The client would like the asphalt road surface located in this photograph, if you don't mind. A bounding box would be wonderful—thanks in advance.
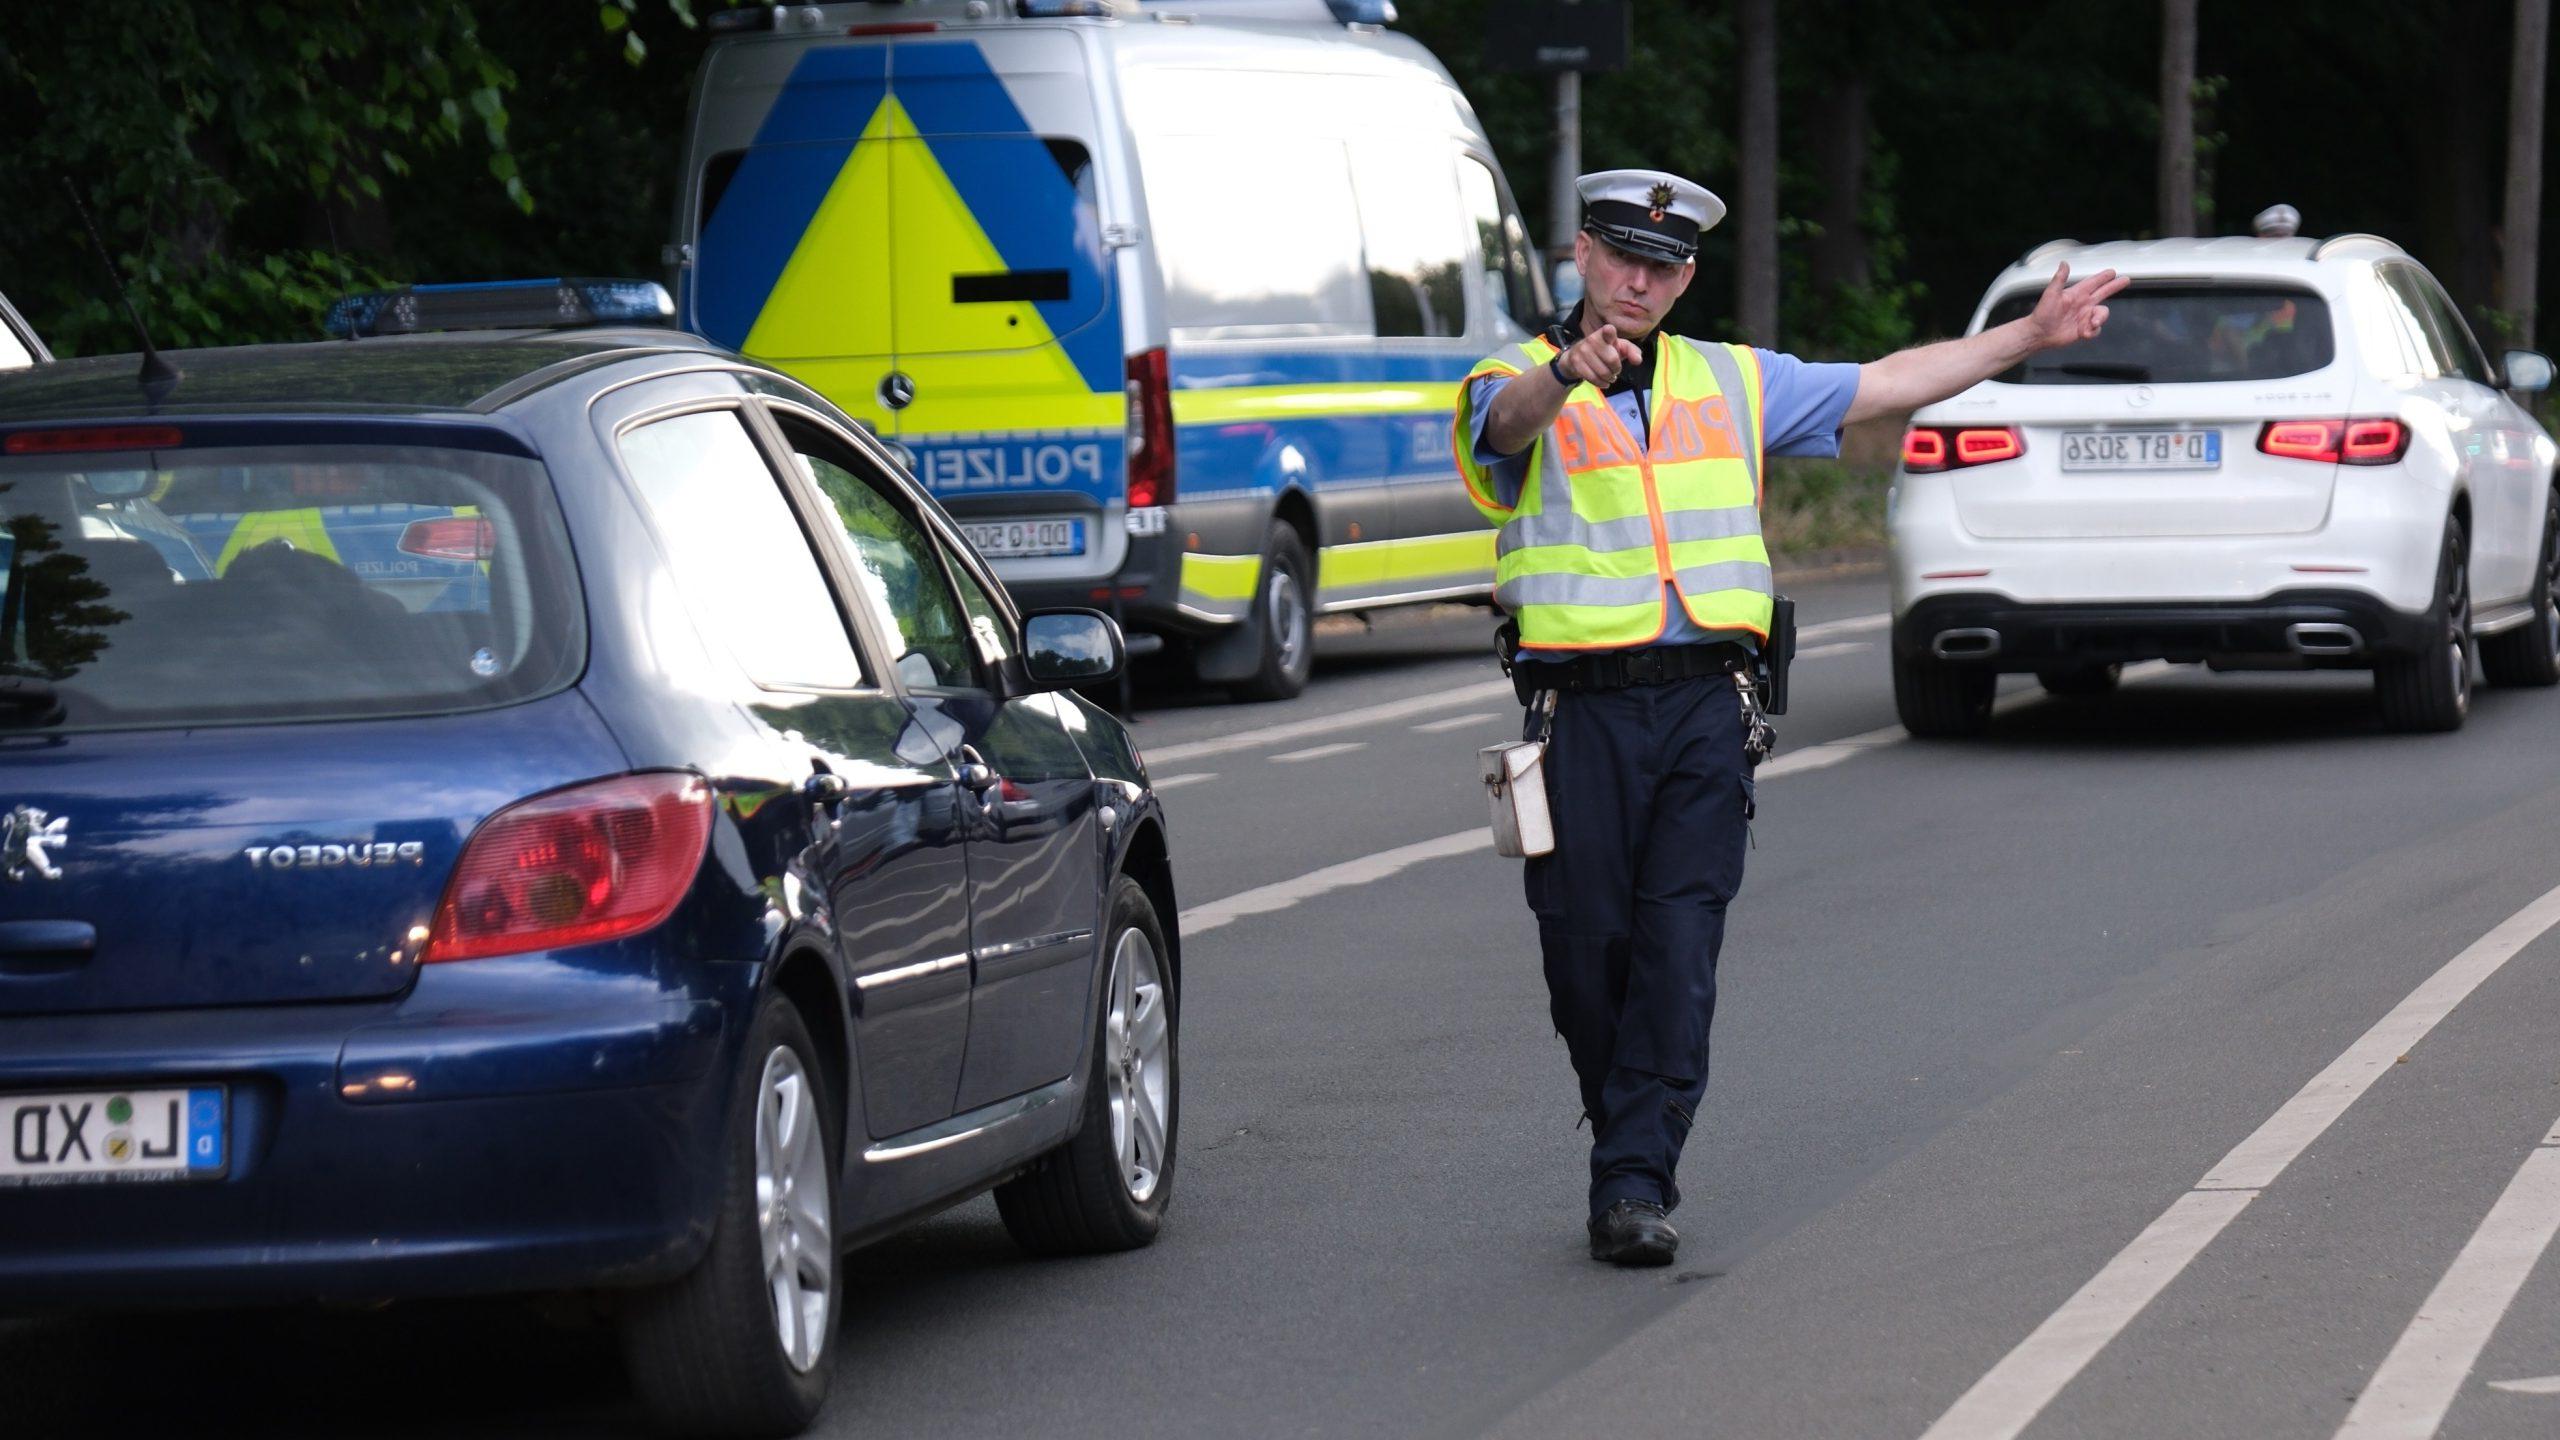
[15,569,2560,1440]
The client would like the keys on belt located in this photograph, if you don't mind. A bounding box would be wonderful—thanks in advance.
[1735,670,1778,766]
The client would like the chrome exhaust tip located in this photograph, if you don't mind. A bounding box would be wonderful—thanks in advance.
[1930,628,2002,660]
[2286,623,2363,657]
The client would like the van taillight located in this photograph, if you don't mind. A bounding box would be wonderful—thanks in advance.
[1902,426,2022,472]
[2257,418,2410,465]
[1126,347,1176,509]
[421,773,714,963]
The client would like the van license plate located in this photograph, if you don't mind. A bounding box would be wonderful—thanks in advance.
[961,519,1086,559]
[2060,429,2221,471]
[0,1086,226,1187]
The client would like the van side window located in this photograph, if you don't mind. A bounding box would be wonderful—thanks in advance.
[1142,133,1368,338]
[1351,145,1467,338]
[1459,156,1546,330]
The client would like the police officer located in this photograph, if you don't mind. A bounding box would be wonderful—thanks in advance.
[1455,169,2125,1266]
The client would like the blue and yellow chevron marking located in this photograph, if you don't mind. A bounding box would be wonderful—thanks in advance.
[693,41,1121,447]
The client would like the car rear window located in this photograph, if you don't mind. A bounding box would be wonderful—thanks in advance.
[1989,284,2335,384]
[0,441,583,731]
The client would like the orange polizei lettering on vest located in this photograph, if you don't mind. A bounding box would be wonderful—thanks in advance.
[1550,407,1591,471]
[1651,398,1706,462]
[1696,397,1744,458]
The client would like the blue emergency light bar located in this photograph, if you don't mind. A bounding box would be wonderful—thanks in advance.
[323,279,676,339]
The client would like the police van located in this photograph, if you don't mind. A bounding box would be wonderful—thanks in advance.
[673,0,1549,698]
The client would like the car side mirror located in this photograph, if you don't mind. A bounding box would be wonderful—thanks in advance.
[1021,609,1124,690]
[2502,349,2554,394]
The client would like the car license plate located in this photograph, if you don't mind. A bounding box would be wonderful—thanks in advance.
[0,1086,226,1187]
[961,518,1086,559]
[2060,428,2222,471]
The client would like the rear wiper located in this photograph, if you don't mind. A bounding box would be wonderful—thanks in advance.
[2034,361,2154,381]
[0,675,63,723]
[0,676,57,708]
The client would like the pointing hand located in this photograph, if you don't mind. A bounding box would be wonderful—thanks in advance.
[1562,324,1647,388]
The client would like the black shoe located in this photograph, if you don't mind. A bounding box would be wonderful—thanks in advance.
[1587,1199,1678,1267]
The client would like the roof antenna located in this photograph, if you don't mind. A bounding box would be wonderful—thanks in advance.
[60,177,179,402]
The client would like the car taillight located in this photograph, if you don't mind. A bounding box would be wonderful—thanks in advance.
[422,772,715,963]
[1902,426,2022,472]
[2257,417,2410,465]
[1125,347,1176,509]
[397,515,495,562]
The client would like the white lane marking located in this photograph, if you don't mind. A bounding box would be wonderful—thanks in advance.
[1799,611,1890,641]
[1798,641,1873,660]
[1413,712,1503,733]
[1142,679,1515,765]
[1920,879,2560,1440]
[1757,722,1905,780]
[1150,772,1216,791]
[1272,741,1366,764]
[2486,1376,2560,1395]
[2335,1120,2560,1438]
[1180,829,1491,937]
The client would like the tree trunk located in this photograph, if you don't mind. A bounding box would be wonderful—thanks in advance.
[2157,0,2197,236]
[1736,0,1779,345]
[1809,71,1873,299]
[2504,0,2549,348]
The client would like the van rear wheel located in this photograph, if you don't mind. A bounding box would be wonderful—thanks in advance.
[1231,523,1314,702]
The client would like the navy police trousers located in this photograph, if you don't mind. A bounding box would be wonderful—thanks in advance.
[1523,673,1752,1219]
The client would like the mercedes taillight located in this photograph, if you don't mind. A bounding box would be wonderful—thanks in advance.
[2257,418,2410,465]
[1902,426,2025,473]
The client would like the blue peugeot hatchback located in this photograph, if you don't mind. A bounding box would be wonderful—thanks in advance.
[0,283,1180,1437]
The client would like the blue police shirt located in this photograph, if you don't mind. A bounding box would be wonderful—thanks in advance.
[1468,345,1861,651]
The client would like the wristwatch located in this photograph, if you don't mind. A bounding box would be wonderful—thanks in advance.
[1546,352,1574,388]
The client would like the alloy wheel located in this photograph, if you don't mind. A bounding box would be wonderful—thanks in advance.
[1269,568,1309,677]
[754,1046,833,1373]
[1104,927,1173,1204]
[2445,536,2473,717]
[2542,498,2560,661]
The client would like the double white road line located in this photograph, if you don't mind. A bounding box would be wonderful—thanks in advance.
[1921,882,2560,1440]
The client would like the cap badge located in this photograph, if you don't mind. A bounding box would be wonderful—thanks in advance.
[1646,182,1674,223]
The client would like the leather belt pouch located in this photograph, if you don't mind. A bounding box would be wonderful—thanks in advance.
[1479,739,1555,858]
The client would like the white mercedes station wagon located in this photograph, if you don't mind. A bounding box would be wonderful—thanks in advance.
[1888,225,2558,736]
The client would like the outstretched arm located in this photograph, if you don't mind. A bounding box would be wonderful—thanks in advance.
[1844,264,2130,425]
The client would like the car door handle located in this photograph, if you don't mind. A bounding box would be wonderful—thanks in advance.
[799,771,848,803]
[955,745,1001,795]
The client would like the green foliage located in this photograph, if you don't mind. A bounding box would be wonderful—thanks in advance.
[0,2,534,354]
[1762,460,1891,559]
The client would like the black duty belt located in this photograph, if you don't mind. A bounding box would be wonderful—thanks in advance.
[1513,642,1752,694]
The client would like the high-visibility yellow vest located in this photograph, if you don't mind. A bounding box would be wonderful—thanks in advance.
[1452,334,1773,651]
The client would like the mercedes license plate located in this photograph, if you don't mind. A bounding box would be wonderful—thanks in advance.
[2060,428,2221,471]
[0,1086,226,1187]
[961,518,1086,559]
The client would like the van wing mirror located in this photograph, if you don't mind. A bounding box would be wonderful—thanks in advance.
[1021,609,1125,690]
[2502,349,2555,394]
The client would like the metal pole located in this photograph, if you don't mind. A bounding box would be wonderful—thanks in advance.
[1549,68,1581,261]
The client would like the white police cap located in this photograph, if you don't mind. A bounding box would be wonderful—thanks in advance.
[1576,169,1726,263]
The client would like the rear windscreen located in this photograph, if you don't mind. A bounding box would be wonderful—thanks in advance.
[0,443,583,731]
[1990,284,2334,384]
